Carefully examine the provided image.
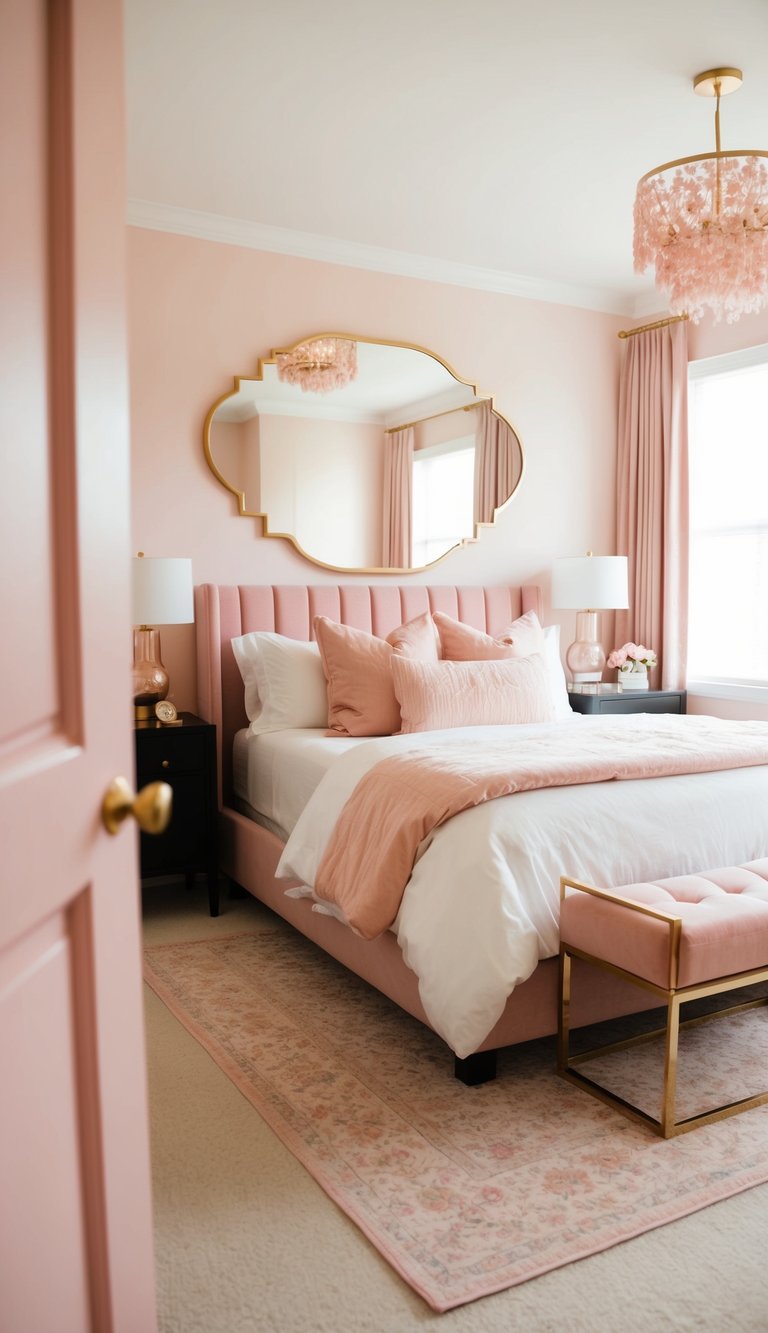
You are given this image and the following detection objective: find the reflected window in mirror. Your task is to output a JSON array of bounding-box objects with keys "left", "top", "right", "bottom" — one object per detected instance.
[
  {"left": 203, "top": 336, "right": 525, "bottom": 574},
  {"left": 412, "top": 439, "right": 475, "bottom": 567}
]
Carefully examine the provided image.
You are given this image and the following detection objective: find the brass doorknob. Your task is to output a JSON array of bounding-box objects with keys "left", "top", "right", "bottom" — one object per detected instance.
[{"left": 101, "top": 776, "right": 173, "bottom": 836}]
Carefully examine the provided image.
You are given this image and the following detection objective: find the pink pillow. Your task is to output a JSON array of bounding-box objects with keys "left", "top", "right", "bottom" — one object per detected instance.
[
  {"left": 434, "top": 609, "right": 545, "bottom": 661},
  {"left": 391, "top": 654, "right": 555, "bottom": 733},
  {"left": 387, "top": 610, "right": 440, "bottom": 660},
  {"left": 314, "top": 613, "right": 437, "bottom": 736},
  {"left": 315, "top": 617, "right": 400, "bottom": 736}
]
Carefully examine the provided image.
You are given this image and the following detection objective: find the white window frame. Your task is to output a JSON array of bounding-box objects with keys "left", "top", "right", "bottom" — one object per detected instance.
[{"left": 687, "top": 341, "right": 768, "bottom": 703}]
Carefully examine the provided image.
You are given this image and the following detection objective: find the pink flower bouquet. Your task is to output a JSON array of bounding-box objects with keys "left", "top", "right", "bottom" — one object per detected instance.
[{"left": 607, "top": 642, "right": 657, "bottom": 672}]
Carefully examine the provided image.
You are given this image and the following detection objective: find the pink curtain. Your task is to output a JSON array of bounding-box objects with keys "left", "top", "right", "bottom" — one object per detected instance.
[
  {"left": 614, "top": 320, "right": 689, "bottom": 689},
  {"left": 381, "top": 427, "right": 414, "bottom": 567},
  {"left": 474, "top": 403, "right": 520, "bottom": 524}
]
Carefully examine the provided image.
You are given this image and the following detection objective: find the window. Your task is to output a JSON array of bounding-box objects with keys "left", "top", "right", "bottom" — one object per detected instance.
[
  {"left": 688, "top": 344, "right": 768, "bottom": 698},
  {"left": 411, "top": 438, "right": 475, "bottom": 567}
]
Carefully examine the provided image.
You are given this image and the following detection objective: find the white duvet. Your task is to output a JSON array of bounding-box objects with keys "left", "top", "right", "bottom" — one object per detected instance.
[{"left": 276, "top": 721, "right": 768, "bottom": 1057}]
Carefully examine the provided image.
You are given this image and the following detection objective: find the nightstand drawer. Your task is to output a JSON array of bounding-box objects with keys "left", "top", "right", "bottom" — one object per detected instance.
[
  {"left": 136, "top": 729, "right": 206, "bottom": 781},
  {"left": 568, "top": 689, "right": 687, "bottom": 716},
  {"left": 596, "top": 694, "right": 684, "bottom": 715},
  {"left": 138, "top": 772, "right": 209, "bottom": 875}
]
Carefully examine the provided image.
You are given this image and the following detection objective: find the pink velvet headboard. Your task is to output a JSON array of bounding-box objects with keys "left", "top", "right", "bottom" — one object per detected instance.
[{"left": 195, "top": 584, "right": 542, "bottom": 804}]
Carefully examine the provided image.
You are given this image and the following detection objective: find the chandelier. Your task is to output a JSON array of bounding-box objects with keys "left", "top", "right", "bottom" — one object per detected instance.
[
  {"left": 275, "top": 337, "right": 358, "bottom": 393},
  {"left": 633, "top": 68, "right": 768, "bottom": 323}
]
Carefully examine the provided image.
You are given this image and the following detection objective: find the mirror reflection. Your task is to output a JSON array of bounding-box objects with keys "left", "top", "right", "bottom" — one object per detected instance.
[{"left": 204, "top": 336, "right": 524, "bottom": 572}]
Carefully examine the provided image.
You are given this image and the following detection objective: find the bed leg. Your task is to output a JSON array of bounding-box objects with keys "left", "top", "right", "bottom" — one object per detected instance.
[{"left": 454, "top": 1050, "right": 497, "bottom": 1086}]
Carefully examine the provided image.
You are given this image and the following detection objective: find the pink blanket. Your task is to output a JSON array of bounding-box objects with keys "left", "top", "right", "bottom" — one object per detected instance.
[{"left": 314, "top": 715, "right": 768, "bottom": 939}]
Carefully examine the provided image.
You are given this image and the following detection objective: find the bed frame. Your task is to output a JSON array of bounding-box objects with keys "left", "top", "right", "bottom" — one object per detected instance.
[{"left": 195, "top": 583, "right": 649, "bottom": 1083}]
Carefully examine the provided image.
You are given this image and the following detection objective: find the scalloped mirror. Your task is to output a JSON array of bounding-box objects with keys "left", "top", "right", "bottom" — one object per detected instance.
[{"left": 203, "top": 334, "right": 524, "bottom": 573}]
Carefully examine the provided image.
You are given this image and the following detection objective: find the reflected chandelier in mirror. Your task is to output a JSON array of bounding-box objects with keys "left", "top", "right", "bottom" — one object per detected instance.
[{"left": 203, "top": 334, "right": 525, "bottom": 574}]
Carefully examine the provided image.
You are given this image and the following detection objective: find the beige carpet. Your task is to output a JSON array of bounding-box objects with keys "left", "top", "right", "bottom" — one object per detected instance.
[{"left": 143, "top": 881, "right": 768, "bottom": 1330}]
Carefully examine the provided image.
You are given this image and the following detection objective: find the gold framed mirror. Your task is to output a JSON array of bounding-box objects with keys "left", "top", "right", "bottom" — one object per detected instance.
[{"left": 203, "top": 334, "right": 525, "bottom": 573}]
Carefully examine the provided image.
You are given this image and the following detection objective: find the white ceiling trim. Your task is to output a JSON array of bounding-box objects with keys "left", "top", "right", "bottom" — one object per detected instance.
[{"left": 127, "top": 198, "right": 648, "bottom": 319}]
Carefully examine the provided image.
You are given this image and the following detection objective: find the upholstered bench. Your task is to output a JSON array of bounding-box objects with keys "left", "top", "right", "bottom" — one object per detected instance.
[{"left": 558, "top": 862, "right": 768, "bottom": 1137}]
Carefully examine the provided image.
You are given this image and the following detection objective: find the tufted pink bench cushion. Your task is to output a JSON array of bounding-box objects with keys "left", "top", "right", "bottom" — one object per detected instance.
[{"left": 561, "top": 860, "right": 768, "bottom": 989}]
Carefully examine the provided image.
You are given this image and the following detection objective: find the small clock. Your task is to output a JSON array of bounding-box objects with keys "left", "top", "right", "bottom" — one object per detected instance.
[{"left": 155, "top": 699, "right": 180, "bottom": 725}]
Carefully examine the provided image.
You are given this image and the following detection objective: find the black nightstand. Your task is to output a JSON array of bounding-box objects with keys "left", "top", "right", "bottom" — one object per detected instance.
[
  {"left": 568, "top": 688, "right": 687, "bottom": 716},
  {"left": 134, "top": 712, "right": 219, "bottom": 915}
]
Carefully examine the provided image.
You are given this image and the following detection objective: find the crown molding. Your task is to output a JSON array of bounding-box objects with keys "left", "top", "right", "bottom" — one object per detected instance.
[
  {"left": 629, "top": 288, "right": 674, "bottom": 318},
  {"left": 127, "top": 198, "right": 642, "bottom": 317}
]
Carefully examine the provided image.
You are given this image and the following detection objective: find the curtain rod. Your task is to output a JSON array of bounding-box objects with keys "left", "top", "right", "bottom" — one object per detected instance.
[
  {"left": 385, "top": 399, "right": 490, "bottom": 435},
  {"left": 617, "top": 313, "right": 689, "bottom": 339}
]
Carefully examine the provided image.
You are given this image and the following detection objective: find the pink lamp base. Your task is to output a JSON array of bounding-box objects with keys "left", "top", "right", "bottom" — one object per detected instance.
[
  {"left": 132, "top": 627, "right": 169, "bottom": 719},
  {"left": 565, "top": 611, "right": 606, "bottom": 684}
]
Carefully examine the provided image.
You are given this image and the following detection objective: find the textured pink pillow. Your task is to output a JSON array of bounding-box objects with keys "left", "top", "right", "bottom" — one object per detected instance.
[
  {"left": 314, "top": 617, "right": 401, "bottom": 736},
  {"left": 391, "top": 653, "right": 555, "bottom": 733},
  {"left": 434, "top": 609, "right": 545, "bottom": 661},
  {"left": 387, "top": 610, "right": 440, "bottom": 660}
]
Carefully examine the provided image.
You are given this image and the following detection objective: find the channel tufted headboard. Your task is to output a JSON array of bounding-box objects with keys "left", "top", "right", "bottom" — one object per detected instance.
[{"left": 195, "top": 583, "right": 543, "bottom": 804}]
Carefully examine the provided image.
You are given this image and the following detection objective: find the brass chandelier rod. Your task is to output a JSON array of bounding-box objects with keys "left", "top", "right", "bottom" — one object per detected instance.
[
  {"left": 617, "top": 314, "right": 689, "bottom": 340},
  {"left": 714, "top": 79, "right": 722, "bottom": 215}
]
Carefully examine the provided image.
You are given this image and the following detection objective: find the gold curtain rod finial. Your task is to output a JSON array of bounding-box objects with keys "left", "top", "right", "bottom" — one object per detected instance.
[{"left": 137, "top": 550, "right": 145, "bottom": 557}]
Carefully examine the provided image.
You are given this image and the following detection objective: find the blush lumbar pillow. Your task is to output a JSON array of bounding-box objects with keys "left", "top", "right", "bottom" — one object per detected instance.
[
  {"left": 230, "top": 631, "right": 328, "bottom": 734},
  {"left": 391, "top": 653, "right": 556, "bottom": 734},
  {"left": 434, "top": 610, "right": 572, "bottom": 721}
]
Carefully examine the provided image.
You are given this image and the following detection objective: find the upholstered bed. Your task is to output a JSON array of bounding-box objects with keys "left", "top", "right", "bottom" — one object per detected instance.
[{"left": 195, "top": 582, "right": 768, "bottom": 1082}]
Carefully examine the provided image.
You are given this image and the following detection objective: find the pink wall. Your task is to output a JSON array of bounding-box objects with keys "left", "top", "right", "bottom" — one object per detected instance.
[
  {"left": 127, "top": 227, "right": 624, "bottom": 710},
  {"left": 688, "top": 308, "right": 768, "bottom": 363},
  {"left": 417, "top": 407, "right": 477, "bottom": 450}
]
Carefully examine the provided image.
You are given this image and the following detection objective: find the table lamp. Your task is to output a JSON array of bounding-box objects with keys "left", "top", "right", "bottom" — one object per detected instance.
[
  {"left": 551, "top": 553, "right": 629, "bottom": 684},
  {"left": 132, "top": 554, "right": 194, "bottom": 719}
]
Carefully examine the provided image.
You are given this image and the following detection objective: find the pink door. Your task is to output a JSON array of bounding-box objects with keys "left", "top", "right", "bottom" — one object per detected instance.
[{"left": 0, "top": 2, "right": 157, "bottom": 1330}]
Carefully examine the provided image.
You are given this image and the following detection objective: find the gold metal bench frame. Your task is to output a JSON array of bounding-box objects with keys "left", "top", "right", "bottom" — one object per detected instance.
[{"left": 557, "top": 876, "right": 768, "bottom": 1138}]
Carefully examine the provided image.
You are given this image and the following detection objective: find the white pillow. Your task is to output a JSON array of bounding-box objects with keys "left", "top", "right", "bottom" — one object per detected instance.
[
  {"left": 542, "top": 624, "right": 573, "bottom": 721},
  {"left": 231, "top": 632, "right": 328, "bottom": 734}
]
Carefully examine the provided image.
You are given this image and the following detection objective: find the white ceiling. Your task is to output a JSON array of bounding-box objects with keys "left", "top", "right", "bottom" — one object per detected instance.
[{"left": 124, "top": 0, "right": 768, "bottom": 317}]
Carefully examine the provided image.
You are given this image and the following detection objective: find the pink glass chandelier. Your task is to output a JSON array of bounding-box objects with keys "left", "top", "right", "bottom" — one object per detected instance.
[
  {"left": 633, "top": 68, "right": 768, "bottom": 323},
  {"left": 275, "top": 336, "right": 358, "bottom": 393}
]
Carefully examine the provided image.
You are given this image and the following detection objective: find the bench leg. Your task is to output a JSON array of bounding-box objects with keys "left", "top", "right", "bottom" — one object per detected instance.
[
  {"left": 661, "top": 994, "right": 681, "bottom": 1137},
  {"left": 558, "top": 947, "right": 571, "bottom": 1073}
]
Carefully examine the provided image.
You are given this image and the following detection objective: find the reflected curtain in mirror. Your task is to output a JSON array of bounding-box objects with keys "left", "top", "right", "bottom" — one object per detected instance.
[
  {"left": 382, "top": 427, "right": 414, "bottom": 568},
  {"left": 474, "top": 402, "right": 519, "bottom": 525}
]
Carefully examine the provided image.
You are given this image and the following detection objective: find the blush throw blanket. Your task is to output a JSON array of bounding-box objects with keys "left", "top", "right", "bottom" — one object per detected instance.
[{"left": 314, "top": 715, "right": 768, "bottom": 939}]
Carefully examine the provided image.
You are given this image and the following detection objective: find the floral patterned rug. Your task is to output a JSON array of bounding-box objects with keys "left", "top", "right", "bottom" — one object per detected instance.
[{"left": 144, "top": 929, "right": 768, "bottom": 1312}]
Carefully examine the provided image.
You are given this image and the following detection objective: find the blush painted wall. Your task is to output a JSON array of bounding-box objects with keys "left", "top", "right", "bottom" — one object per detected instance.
[
  {"left": 688, "top": 308, "right": 768, "bottom": 363},
  {"left": 127, "top": 226, "right": 625, "bottom": 710}
]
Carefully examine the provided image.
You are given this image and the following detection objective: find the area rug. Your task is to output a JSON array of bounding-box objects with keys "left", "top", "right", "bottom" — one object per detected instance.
[{"left": 143, "top": 929, "right": 768, "bottom": 1312}]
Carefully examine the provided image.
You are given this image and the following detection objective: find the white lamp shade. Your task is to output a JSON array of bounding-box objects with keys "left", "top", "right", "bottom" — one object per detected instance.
[
  {"left": 132, "top": 556, "right": 194, "bottom": 625},
  {"left": 551, "top": 555, "right": 629, "bottom": 610}
]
